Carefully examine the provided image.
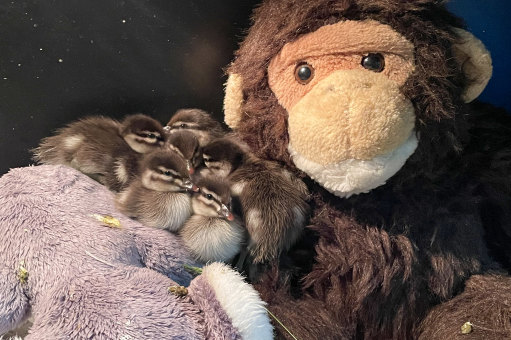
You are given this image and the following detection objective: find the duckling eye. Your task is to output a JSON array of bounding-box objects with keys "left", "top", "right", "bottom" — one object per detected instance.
[
  {"left": 163, "top": 171, "right": 172, "bottom": 176},
  {"left": 361, "top": 53, "right": 385, "bottom": 72},
  {"left": 180, "top": 123, "right": 188, "bottom": 129},
  {"left": 205, "top": 194, "right": 213, "bottom": 200},
  {"left": 294, "top": 62, "right": 314, "bottom": 85}
]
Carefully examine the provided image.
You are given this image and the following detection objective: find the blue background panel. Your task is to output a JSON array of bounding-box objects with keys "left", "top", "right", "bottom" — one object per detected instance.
[{"left": 448, "top": 0, "right": 511, "bottom": 111}]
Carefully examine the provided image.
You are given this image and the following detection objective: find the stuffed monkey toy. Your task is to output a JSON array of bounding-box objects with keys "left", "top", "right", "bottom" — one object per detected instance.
[{"left": 224, "top": 0, "right": 511, "bottom": 339}]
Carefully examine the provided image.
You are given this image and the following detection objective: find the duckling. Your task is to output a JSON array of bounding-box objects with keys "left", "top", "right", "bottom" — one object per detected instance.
[
  {"left": 115, "top": 149, "right": 196, "bottom": 231},
  {"left": 164, "top": 108, "right": 224, "bottom": 146},
  {"left": 119, "top": 114, "right": 166, "bottom": 154},
  {"left": 201, "top": 137, "right": 310, "bottom": 265},
  {"left": 165, "top": 130, "right": 202, "bottom": 175},
  {"left": 32, "top": 114, "right": 165, "bottom": 191},
  {"left": 180, "top": 176, "right": 246, "bottom": 263}
]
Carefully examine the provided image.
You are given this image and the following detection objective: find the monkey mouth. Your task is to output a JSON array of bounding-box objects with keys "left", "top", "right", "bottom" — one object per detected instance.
[{"left": 288, "top": 132, "right": 418, "bottom": 198}]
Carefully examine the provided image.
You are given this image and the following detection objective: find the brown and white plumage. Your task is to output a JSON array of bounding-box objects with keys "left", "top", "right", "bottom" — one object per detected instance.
[
  {"left": 180, "top": 176, "right": 246, "bottom": 263},
  {"left": 164, "top": 130, "right": 202, "bottom": 175},
  {"left": 119, "top": 114, "right": 166, "bottom": 154},
  {"left": 201, "top": 137, "right": 310, "bottom": 265},
  {"left": 164, "top": 108, "right": 225, "bottom": 146},
  {"left": 32, "top": 114, "right": 165, "bottom": 191},
  {"left": 115, "top": 149, "right": 195, "bottom": 231}
]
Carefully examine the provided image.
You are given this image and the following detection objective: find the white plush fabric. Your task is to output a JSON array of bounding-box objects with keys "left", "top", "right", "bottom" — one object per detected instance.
[
  {"left": 289, "top": 132, "right": 418, "bottom": 198},
  {"left": 202, "top": 263, "right": 274, "bottom": 340}
]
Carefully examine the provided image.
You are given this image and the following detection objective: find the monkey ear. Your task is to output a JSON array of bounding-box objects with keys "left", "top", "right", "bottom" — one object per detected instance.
[
  {"left": 452, "top": 28, "right": 493, "bottom": 103},
  {"left": 223, "top": 73, "right": 244, "bottom": 129}
]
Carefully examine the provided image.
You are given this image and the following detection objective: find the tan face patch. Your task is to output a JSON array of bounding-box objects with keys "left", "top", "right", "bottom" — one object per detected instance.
[
  {"left": 269, "top": 19, "right": 415, "bottom": 111},
  {"left": 268, "top": 19, "right": 416, "bottom": 164}
]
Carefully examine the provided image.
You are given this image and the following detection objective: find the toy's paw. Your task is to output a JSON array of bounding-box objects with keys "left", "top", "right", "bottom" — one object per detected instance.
[
  {"left": 188, "top": 262, "right": 273, "bottom": 340},
  {"left": 417, "top": 274, "right": 511, "bottom": 339}
]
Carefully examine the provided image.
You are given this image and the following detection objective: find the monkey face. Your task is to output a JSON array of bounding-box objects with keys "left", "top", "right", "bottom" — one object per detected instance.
[
  {"left": 267, "top": 20, "right": 418, "bottom": 197},
  {"left": 225, "top": 3, "right": 492, "bottom": 198}
]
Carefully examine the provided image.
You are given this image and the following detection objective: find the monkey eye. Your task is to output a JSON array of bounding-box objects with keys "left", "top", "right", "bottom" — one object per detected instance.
[
  {"left": 361, "top": 53, "right": 385, "bottom": 72},
  {"left": 294, "top": 62, "right": 314, "bottom": 85}
]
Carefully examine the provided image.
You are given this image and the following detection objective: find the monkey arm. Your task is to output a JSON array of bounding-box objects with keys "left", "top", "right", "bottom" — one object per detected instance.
[
  {"left": 260, "top": 204, "right": 490, "bottom": 339},
  {"left": 254, "top": 217, "right": 421, "bottom": 339},
  {"left": 255, "top": 290, "right": 354, "bottom": 340},
  {"left": 417, "top": 273, "right": 511, "bottom": 339},
  {"left": 303, "top": 215, "right": 421, "bottom": 339}
]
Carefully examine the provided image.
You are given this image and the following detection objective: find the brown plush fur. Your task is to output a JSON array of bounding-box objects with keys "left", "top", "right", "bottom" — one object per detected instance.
[
  {"left": 229, "top": 0, "right": 465, "bottom": 166},
  {"left": 417, "top": 274, "right": 511, "bottom": 339},
  {"left": 228, "top": 0, "right": 511, "bottom": 339}
]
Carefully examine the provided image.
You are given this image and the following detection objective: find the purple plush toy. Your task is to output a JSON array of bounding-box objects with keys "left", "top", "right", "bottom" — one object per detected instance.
[{"left": 0, "top": 165, "right": 273, "bottom": 339}]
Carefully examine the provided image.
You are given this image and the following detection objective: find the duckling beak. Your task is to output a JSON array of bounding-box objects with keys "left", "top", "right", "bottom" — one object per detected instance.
[
  {"left": 181, "top": 179, "right": 196, "bottom": 191},
  {"left": 186, "top": 161, "right": 195, "bottom": 175},
  {"left": 219, "top": 204, "right": 234, "bottom": 221},
  {"left": 163, "top": 125, "right": 171, "bottom": 134}
]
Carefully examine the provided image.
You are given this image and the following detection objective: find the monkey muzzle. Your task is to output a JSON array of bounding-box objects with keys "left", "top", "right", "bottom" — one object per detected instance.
[{"left": 287, "top": 69, "right": 418, "bottom": 197}]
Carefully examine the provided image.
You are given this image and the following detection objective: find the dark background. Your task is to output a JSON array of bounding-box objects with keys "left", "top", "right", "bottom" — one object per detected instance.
[{"left": 1, "top": 0, "right": 510, "bottom": 175}]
